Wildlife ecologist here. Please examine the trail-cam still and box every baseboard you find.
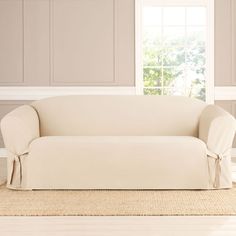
[0,148,7,158]
[0,86,136,100]
[215,87,236,100]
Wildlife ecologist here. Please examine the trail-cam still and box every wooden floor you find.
[1,216,236,236]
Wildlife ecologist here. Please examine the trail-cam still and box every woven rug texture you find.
[0,183,236,216]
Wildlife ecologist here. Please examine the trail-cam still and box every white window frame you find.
[135,0,214,104]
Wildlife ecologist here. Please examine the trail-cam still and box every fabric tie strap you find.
[206,148,230,189]
[9,152,28,186]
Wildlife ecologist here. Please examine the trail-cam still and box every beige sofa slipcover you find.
[1,95,236,190]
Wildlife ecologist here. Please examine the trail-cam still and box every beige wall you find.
[215,0,236,86]
[0,0,135,86]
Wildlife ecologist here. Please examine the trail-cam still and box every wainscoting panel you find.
[232,0,236,85]
[215,0,233,86]
[214,0,236,86]
[0,0,24,85]
[50,0,114,85]
[24,0,50,86]
[114,0,135,86]
[0,0,135,86]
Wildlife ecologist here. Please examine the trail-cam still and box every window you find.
[135,0,214,103]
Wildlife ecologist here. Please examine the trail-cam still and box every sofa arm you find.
[199,105,236,155]
[0,105,40,156]
[199,105,236,188]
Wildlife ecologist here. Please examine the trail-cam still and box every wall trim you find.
[0,87,136,100]
[205,0,215,104]
[0,148,7,158]
[0,86,234,100]
[231,0,236,85]
[215,86,236,100]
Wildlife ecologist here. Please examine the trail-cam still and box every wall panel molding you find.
[50,0,115,85]
[0,0,24,85]
[215,0,236,86]
[23,0,50,86]
[0,0,135,87]
[232,0,236,85]
[215,0,232,86]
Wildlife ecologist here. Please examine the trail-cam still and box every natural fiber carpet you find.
[1,184,236,216]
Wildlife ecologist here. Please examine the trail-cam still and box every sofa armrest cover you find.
[0,105,39,156]
[199,105,236,154]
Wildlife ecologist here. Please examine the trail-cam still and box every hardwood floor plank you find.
[1,217,236,236]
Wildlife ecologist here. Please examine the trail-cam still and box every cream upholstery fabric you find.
[0,105,39,188]
[25,136,209,189]
[0,105,39,155]
[1,95,235,190]
[31,95,206,137]
[199,105,236,188]
[199,105,236,154]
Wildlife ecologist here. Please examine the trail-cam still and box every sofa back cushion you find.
[31,95,206,137]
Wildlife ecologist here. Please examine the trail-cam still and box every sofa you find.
[1,95,236,190]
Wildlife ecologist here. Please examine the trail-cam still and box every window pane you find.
[143,68,162,87]
[143,27,162,47]
[142,4,207,101]
[163,7,185,26]
[163,47,185,66]
[186,7,206,26]
[186,27,206,47]
[162,67,185,87]
[186,84,206,100]
[143,46,162,66]
[186,67,206,100]
[186,67,205,86]
[163,87,185,96]
[163,27,185,46]
[186,47,205,67]
[143,7,162,26]
[143,88,162,95]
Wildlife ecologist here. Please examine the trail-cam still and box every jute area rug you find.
[1,184,236,216]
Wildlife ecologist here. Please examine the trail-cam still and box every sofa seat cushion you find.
[26,136,209,189]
